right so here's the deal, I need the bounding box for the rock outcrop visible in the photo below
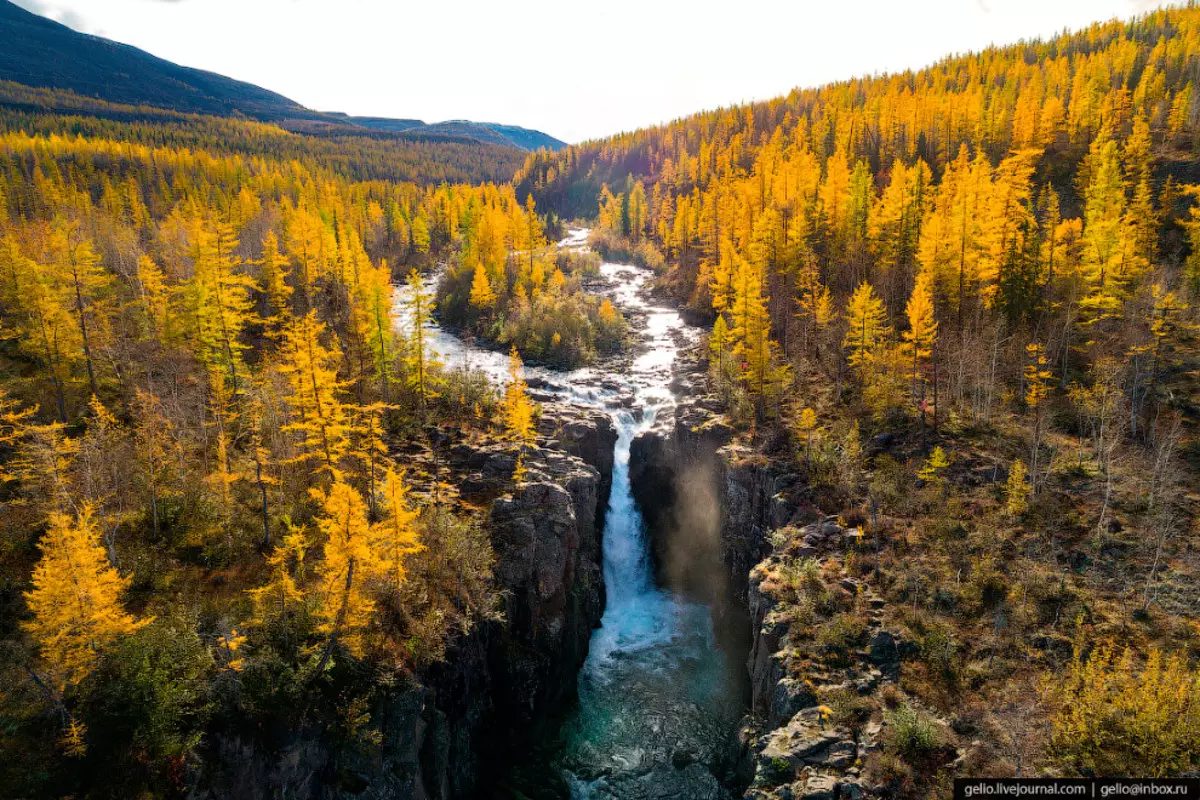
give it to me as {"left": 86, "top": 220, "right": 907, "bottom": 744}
{"left": 629, "top": 355, "right": 802, "bottom": 609}
{"left": 187, "top": 408, "right": 617, "bottom": 800}
{"left": 625, "top": 352, "right": 913, "bottom": 800}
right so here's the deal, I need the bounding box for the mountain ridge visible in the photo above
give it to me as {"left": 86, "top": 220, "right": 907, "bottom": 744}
{"left": 0, "top": 0, "right": 565, "bottom": 150}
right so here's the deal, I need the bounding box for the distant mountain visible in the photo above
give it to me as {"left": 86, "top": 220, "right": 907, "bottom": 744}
{"left": 362, "top": 119, "right": 567, "bottom": 152}
{"left": 0, "top": 0, "right": 323, "bottom": 121}
{"left": 0, "top": 0, "right": 565, "bottom": 150}
{"left": 330, "top": 115, "right": 565, "bottom": 150}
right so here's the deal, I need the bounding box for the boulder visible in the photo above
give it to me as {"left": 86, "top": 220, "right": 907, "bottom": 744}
{"left": 758, "top": 707, "right": 853, "bottom": 769}
{"left": 868, "top": 630, "right": 899, "bottom": 665}
{"left": 798, "top": 773, "right": 837, "bottom": 799}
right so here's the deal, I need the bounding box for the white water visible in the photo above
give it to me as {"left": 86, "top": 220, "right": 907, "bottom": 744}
{"left": 395, "top": 230, "right": 744, "bottom": 796}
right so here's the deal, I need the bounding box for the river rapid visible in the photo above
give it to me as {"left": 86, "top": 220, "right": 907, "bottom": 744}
{"left": 395, "top": 229, "right": 747, "bottom": 799}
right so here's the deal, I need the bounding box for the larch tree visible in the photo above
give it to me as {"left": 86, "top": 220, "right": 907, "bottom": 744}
{"left": 311, "top": 479, "right": 378, "bottom": 664}
{"left": 185, "top": 217, "right": 258, "bottom": 396}
{"left": 503, "top": 346, "right": 536, "bottom": 450}
{"left": 404, "top": 269, "right": 442, "bottom": 420}
{"left": 134, "top": 254, "right": 170, "bottom": 344}
{"left": 903, "top": 271, "right": 938, "bottom": 417}
{"left": 1079, "top": 134, "right": 1129, "bottom": 325}
{"left": 280, "top": 311, "right": 351, "bottom": 481}
{"left": 794, "top": 251, "right": 834, "bottom": 357}
{"left": 18, "top": 239, "right": 81, "bottom": 422}
{"left": 468, "top": 261, "right": 498, "bottom": 314}
{"left": 131, "top": 389, "right": 177, "bottom": 541}
{"left": 1005, "top": 459, "right": 1030, "bottom": 516}
{"left": 23, "top": 505, "right": 148, "bottom": 690}
{"left": 1023, "top": 342, "right": 1053, "bottom": 487}
{"left": 206, "top": 369, "right": 240, "bottom": 553}
{"left": 247, "top": 520, "right": 308, "bottom": 647}
{"left": 55, "top": 224, "right": 111, "bottom": 399}
{"left": 709, "top": 314, "right": 731, "bottom": 379}
{"left": 843, "top": 280, "right": 891, "bottom": 383}
{"left": 0, "top": 386, "right": 34, "bottom": 484}
{"left": 257, "top": 230, "right": 293, "bottom": 337}
{"left": 371, "top": 467, "right": 423, "bottom": 606}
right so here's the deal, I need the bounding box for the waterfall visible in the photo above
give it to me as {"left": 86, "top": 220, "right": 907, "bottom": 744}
{"left": 397, "top": 230, "right": 746, "bottom": 797}
{"left": 596, "top": 409, "right": 656, "bottom": 610}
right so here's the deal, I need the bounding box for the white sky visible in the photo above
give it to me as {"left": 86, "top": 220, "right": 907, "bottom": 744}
{"left": 13, "top": 0, "right": 1174, "bottom": 144}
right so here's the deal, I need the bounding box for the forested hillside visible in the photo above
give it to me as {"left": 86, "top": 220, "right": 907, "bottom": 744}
{"left": 0, "top": 81, "right": 529, "bottom": 185}
{"left": 0, "top": 95, "right": 557, "bottom": 794}
{"left": 521, "top": 4, "right": 1200, "bottom": 790}
{"left": 0, "top": 0, "right": 317, "bottom": 122}
{"left": 0, "top": 0, "right": 565, "bottom": 155}
{"left": 2, "top": 2, "right": 1200, "bottom": 797}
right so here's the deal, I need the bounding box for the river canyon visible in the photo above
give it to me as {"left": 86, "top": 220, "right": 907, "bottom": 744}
{"left": 401, "top": 229, "right": 752, "bottom": 798}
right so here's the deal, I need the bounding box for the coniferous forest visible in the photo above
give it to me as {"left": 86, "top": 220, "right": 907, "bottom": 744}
{"left": 1, "top": 3, "right": 1199, "bottom": 799}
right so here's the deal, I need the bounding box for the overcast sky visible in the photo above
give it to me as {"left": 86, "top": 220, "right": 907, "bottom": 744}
{"left": 13, "top": 0, "right": 1174, "bottom": 144}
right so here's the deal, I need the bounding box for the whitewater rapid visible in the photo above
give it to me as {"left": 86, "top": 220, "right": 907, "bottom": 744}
{"left": 395, "top": 229, "right": 745, "bottom": 797}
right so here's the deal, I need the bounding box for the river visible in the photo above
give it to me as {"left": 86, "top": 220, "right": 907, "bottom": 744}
{"left": 395, "top": 229, "right": 747, "bottom": 799}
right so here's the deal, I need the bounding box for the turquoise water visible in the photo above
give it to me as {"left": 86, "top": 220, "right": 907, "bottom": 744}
{"left": 556, "top": 410, "right": 745, "bottom": 795}
{"left": 402, "top": 230, "right": 748, "bottom": 798}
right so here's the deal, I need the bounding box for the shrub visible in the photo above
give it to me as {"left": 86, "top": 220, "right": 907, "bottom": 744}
{"left": 820, "top": 686, "right": 875, "bottom": 734}
{"left": 1047, "top": 644, "right": 1200, "bottom": 777}
{"left": 817, "top": 612, "right": 868, "bottom": 665}
{"left": 73, "top": 616, "right": 211, "bottom": 794}
{"left": 886, "top": 703, "right": 946, "bottom": 760}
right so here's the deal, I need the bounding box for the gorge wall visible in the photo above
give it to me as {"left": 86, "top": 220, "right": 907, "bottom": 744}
{"left": 627, "top": 355, "right": 906, "bottom": 800}
{"left": 187, "top": 406, "right": 616, "bottom": 800}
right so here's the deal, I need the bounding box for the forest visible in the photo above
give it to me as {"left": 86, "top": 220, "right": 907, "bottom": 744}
{"left": 0, "top": 88, "right": 547, "bottom": 795}
{"left": 517, "top": 4, "right": 1200, "bottom": 791}
{"left": 0, "top": 2, "right": 1198, "bottom": 798}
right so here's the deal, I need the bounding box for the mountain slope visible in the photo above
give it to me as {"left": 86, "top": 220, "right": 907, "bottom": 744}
{"left": 0, "top": 0, "right": 565, "bottom": 149}
{"left": 348, "top": 116, "right": 567, "bottom": 151}
{"left": 418, "top": 120, "right": 566, "bottom": 151}
{"left": 0, "top": 0, "right": 320, "bottom": 121}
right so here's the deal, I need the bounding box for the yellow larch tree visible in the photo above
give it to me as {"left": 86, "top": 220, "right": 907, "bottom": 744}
{"left": 26, "top": 252, "right": 80, "bottom": 423}
{"left": 902, "top": 271, "right": 938, "bottom": 416}
{"left": 184, "top": 216, "right": 258, "bottom": 396}
{"left": 54, "top": 222, "right": 111, "bottom": 399}
{"left": 795, "top": 407, "right": 820, "bottom": 467}
{"left": 24, "top": 505, "right": 148, "bottom": 689}
{"left": 503, "top": 345, "right": 536, "bottom": 449}
{"left": 134, "top": 254, "right": 171, "bottom": 345}
{"left": 794, "top": 251, "right": 834, "bottom": 357}
{"left": 1024, "top": 342, "right": 1053, "bottom": 486}
{"left": 131, "top": 388, "right": 178, "bottom": 541}
{"left": 280, "top": 311, "right": 352, "bottom": 481}
{"left": 918, "top": 446, "right": 950, "bottom": 488}
{"left": 1079, "top": 133, "right": 1130, "bottom": 325}
{"left": 257, "top": 230, "right": 293, "bottom": 338}
{"left": 371, "top": 467, "right": 423, "bottom": 604}
{"left": 732, "top": 258, "right": 780, "bottom": 404}
{"left": 206, "top": 369, "right": 241, "bottom": 552}
{"left": 1004, "top": 459, "right": 1030, "bottom": 516}
{"left": 468, "top": 261, "right": 498, "bottom": 313}
{"left": 0, "top": 385, "right": 35, "bottom": 483}
{"left": 311, "top": 479, "right": 378, "bottom": 663}
{"left": 404, "top": 269, "right": 443, "bottom": 420}
{"left": 247, "top": 519, "right": 308, "bottom": 646}
{"left": 843, "top": 280, "right": 891, "bottom": 382}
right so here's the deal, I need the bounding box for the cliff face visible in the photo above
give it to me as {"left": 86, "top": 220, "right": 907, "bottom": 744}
{"left": 626, "top": 359, "right": 900, "bottom": 799}
{"left": 629, "top": 366, "right": 795, "bottom": 611}
{"left": 187, "top": 409, "right": 616, "bottom": 800}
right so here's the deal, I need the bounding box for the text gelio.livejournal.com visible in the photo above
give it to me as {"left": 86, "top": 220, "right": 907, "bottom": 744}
{"left": 954, "top": 780, "right": 1200, "bottom": 799}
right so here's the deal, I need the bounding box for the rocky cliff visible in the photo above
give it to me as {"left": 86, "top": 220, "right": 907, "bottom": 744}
{"left": 626, "top": 354, "right": 918, "bottom": 799}
{"left": 187, "top": 408, "right": 616, "bottom": 800}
